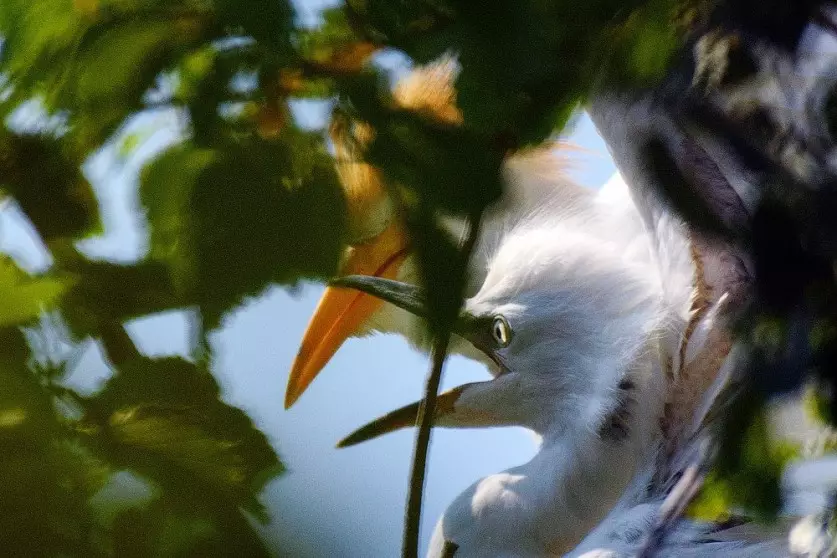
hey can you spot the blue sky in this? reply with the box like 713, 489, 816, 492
0, 1, 618, 553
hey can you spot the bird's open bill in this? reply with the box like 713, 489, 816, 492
329, 275, 515, 447
337, 384, 468, 447
284, 223, 409, 408
337, 377, 515, 447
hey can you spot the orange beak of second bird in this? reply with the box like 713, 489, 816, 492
284, 221, 410, 408
286, 58, 462, 409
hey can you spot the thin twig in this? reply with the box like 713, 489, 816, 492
402, 212, 484, 558
402, 335, 451, 558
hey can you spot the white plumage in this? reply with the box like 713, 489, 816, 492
334, 168, 689, 556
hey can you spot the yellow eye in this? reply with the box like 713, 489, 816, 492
492, 315, 512, 348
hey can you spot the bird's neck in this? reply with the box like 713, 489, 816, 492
530, 362, 666, 553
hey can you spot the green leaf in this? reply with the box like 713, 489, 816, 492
0, 255, 69, 327
0, 133, 101, 241
69, 18, 190, 145
59, 259, 183, 338
0, 327, 108, 554
0, 2, 213, 149
693, 393, 796, 521
140, 132, 346, 329
109, 494, 273, 557
0, 0, 86, 92
215, 0, 295, 53
91, 356, 282, 519
351, 0, 679, 146
295, 7, 358, 61
368, 110, 504, 215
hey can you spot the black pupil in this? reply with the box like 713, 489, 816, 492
494, 321, 505, 342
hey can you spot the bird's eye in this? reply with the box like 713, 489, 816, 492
491, 315, 512, 348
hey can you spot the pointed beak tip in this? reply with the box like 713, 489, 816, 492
336, 430, 366, 448
284, 352, 320, 410
283, 381, 303, 409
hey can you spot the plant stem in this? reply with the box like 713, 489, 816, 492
402, 212, 483, 558
402, 335, 451, 558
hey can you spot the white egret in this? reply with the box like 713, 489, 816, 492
284, 60, 594, 408
284, 58, 709, 555
329, 163, 696, 555
331, 203, 833, 557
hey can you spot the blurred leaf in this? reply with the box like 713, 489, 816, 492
596, 0, 680, 86
141, 132, 346, 328
368, 110, 503, 215
0, 327, 108, 553
109, 492, 272, 557
691, 394, 798, 521
91, 356, 282, 519
60, 259, 183, 338
351, 0, 679, 146
0, 133, 101, 241
805, 382, 836, 425
407, 213, 466, 336
0, 0, 87, 92
0, 255, 69, 326
68, 17, 193, 146
296, 7, 360, 62
215, 0, 295, 53
0, 2, 212, 149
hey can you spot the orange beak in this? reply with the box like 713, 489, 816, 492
284, 221, 410, 408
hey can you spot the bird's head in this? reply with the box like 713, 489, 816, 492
335, 221, 664, 446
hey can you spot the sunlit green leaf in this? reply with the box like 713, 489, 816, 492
0, 255, 69, 326
692, 394, 798, 521
91, 356, 282, 518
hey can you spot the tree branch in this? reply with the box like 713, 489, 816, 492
402, 211, 484, 558
402, 335, 451, 558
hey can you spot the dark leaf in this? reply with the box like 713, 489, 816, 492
215, 0, 295, 53
110, 494, 273, 557
368, 110, 504, 215
91, 356, 283, 519
0, 133, 100, 241
0, 327, 107, 554
407, 212, 467, 337
60, 259, 183, 338
140, 132, 346, 329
